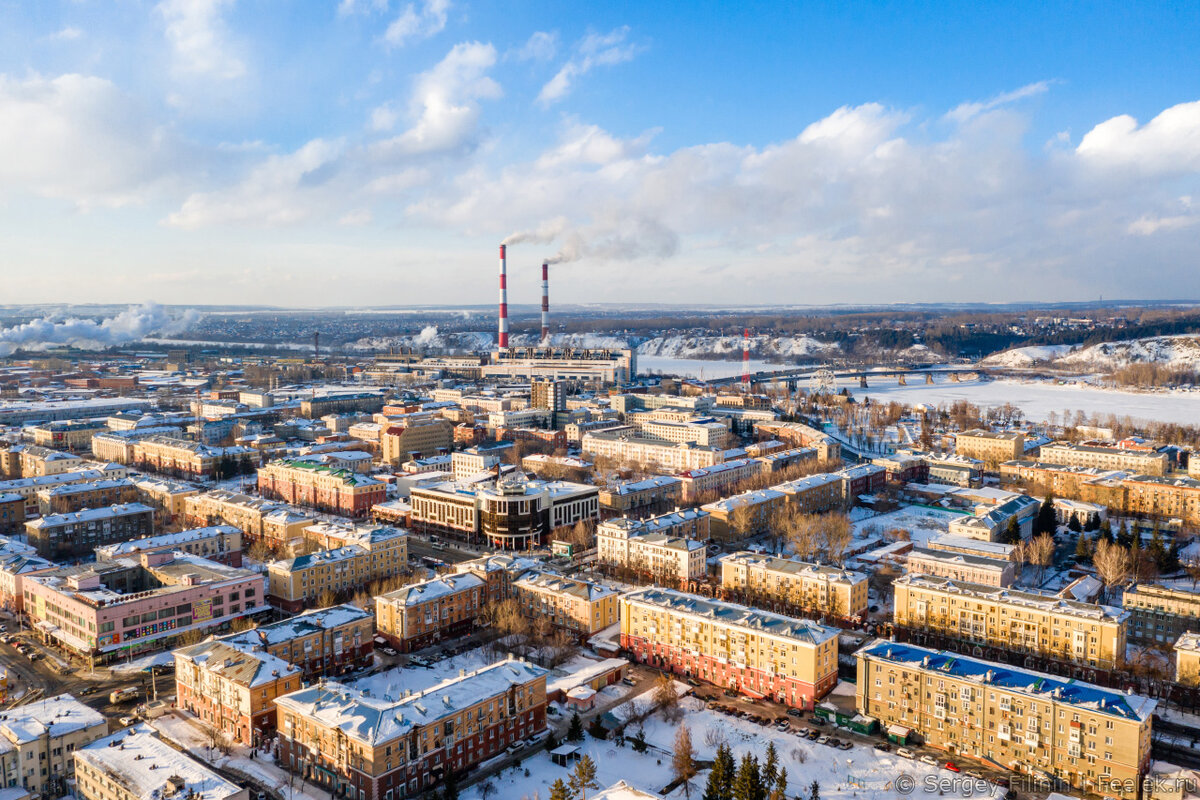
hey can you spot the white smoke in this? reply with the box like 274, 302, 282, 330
413, 325, 440, 346
546, 217, 678, 265
0, 303, 202, 355
501, 216, 569, 246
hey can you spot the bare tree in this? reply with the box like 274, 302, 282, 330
1094, 539, 1132, 602
672, 725, 698, 800
1029, 533, 1056, 585
820, 513, 853, 566
730, 504, 757, 542
654, 673, 681, 721
1185, 556, 1200, 590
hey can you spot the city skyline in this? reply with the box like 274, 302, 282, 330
2, 1, 1198, 306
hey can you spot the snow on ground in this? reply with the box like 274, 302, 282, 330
638, 356, 795, 379
981, 345, 1076, 367
851, 505, 962, 547
637, 334, 838, 361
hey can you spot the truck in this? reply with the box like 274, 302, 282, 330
109, 687, 141, 704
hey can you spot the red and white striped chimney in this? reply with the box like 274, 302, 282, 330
498, 244, 509, 349
540, 261, 550, 344
742, 327, 750, 388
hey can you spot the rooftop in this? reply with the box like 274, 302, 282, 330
896, 573, 1127, 621
622, 587, 839, 647
27, 502, 154, 528
0, 693, 105, 743
76, 724, 243, 800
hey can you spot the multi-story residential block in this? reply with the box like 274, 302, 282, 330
184, 490, 287, 539
221, 604, 375, 679
130, 476, 202, 524
905, 546, 1017, 587
719, 552, 869, 619
912, 451, 984, 487
772, 472, 844, 513
581, 429, 725, 472
0, 466, 128, 516
454, 554, 541, 603
1123, 584, 1200, 646
299, 392, 385, 418
375, 573, 484, 652
855, 640, 1154, 799
258, 460, 386, 519
380, 417, 453, 464
837, 463, 888, 499
752, 446, 819, 475
31, 419, 109, 452
597, 476, 682, 518
701, 488, 786, 541
262, 508, 318, 548
132, 435, 258, 479
95, 525, 244, 566
300, 521, 408, 567
1038, 442, 1170, 476
16, 445, 84, 478
512, 571, 618, 636
410, 475, 598, 550
0, 548, 55, 615
925, 534, 1016, 562
893, 574, 1128, 670
90, 427, 182, 464
620, 588, 839, 708
23, 552, 268, 665
595, 510, 709, 584
4, 694, 107, 797
175, 639, 302, 746
1174, 633, 1200, 686
947, 494, 1040, 542
0, 492, 24, 535
449, 443, 514, 480
677, 459, 761, 502
275, 658, 548, 800
75, 725, 249, 800
872, 453, 930, 484
955, 430, 1026, 470
35, 478, 139, 515
25, 502, 155, 560
626, 411, 732, 449
0, 397, 149, 426
267, 539, 408, 613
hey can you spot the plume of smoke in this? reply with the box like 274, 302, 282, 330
547, 217, 678, 265
413, 325, 440, 346
501, 216, 569, 246
0, 303, 202, 355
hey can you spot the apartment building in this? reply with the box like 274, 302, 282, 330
274, 658, 548, 800
701, 488, 786, 541
0, 466, 129, 517
677, 459, 760, 502
926, 534, 1017, 562
174, 639, 302, 746
0, 493, 23, 535
597, 476, 682, 518
955, 430, 1026, 470
3, 694, 107, 798
512, 571, 619, 636
1038, 442, 1170, 476
300, 521, 408, 565
627, 412, 732, 449
917, 451, 984, 487
75, 725, 249, 800
454, 554, 542, 604
905, 546, 1017, 588
31, 419, 109, 452
893, 574, 1128, 670
95, 525, 244, 566
947, 494, 1040, 542
409, 475, 598, 550
1122, 584, 1200, 646
380, 418, 453, 464
299, 392, 384, 417
25, 503, 155, 560
581, 429, 725, 472
130, 476, 201, 524
620, 588, 840, 709
855, 640, 1154, 799
90, 427, 183, 464
719, 552, 869, 619
36, 478, 138, 515
184, 489, 288, 539
595, 510, 709, 583
450, 444, 512, 480
375, 573, 483, 652
1175, 633, 1200, 687
0, 549, 55, 615
18, 445, 84, 477
131, 435, 259, 479
221, 604, 375, 679
258, 460, 386, 519
266, 539, 408, 613
23, 552, 268, 665
773, 472, 844, 513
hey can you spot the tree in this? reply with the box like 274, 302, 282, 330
1094, 539, 1132, 602
1074, 531, 1093, 564
1037, 494, 1057, 535
672, 725, 698, 800
703, 743, 735, 800
769, 768, 788, 800
1001, 516, 1020, 545
1030, 533, 1056, 584
731, 504, 757, 541
317, 588, 338, 609
440, 770, 458, 800
631, 727, 648, 753
549, 778, 571, 800
762, 741, 778, 793
732, 753, 764, 800
567, 712, 584, 742
654, 673, 680, 720
569, 755, 599, 800
819, 514, 853, 566
809, 780, 820, 800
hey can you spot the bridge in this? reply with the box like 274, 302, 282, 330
702, 363, 984, 389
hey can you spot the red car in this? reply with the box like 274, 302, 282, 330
943, 762, 960, 772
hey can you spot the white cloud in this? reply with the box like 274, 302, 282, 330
337, 0, 388, 16
944, 81, 1052, 123
537, 26, 640, 105
384, 0, 449, 47
369, 103, 399, 132
156, 0, 245, 80
47, 27, 84, 41
372, 41, 501, 158
1076, 100, 1200, 174
518, 31, 558, 62
1127, 213, 1198, 236
0, 73, 178, 208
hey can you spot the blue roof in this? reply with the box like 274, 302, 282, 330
859, 640, 1155, 722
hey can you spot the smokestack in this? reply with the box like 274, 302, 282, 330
498, 244, 509, 349
313, 331, 320, 360
540, 261, 550, 344
742, 328, 750, 388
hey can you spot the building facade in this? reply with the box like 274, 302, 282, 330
512, 571, 619, 636
375, 573, 483, 652
1122, 584, 1200, 646
955, 431, 1026, 470
25, 503, 155, 560
905, 546, 1017, 588
720, 552, 869, 619
258, 460, 386, 519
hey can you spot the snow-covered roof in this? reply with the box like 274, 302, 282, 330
896, 573, 1127, 622
0, 693, 106, 743
174, 639, 299, 687
96, 525, 239, 557
379, 573, 483, 606
623, 587, 839, 647
26, 502, 153, 528
76, 724, 243, 800
221, 604, 372, 649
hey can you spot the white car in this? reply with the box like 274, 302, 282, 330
919, 755, 938, 766
897, 747, 915, 759
119, 716, 137, 727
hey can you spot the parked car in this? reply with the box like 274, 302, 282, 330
119, 716, 136, 727
873, 743, 891, 752
805, 729, 819, 740
686, 678, 700, 687
505, 744, 523, 756
965, 770, 983, 780
809, 717, 826, 726
775, 721, 790, 731
786, 708, 803, 718
919, 755, 938, 766
837, 741, 853, 751
816, 736, 829, 746
943, 762, 960, 772
897, 747, 915, 759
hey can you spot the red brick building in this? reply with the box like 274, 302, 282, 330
257, 459, 385, 518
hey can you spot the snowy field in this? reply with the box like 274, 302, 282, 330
851, 505, 962, 546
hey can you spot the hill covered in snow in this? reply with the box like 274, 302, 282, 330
983, 335, 1200, 371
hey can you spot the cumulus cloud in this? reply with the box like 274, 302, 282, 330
1077, 100, 1200, 174
156, 0, 246, 80
518, 31, 558, 62
384, 0, 450, 47
538, 26, 640, 105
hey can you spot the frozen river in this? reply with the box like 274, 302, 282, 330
640, 356, 1200, 425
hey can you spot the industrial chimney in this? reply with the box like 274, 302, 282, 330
540, 261, 550, 344
498, 244, 509, 349
742, 328, 750, 388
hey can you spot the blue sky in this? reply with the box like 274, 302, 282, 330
1, 0, 1198, 307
